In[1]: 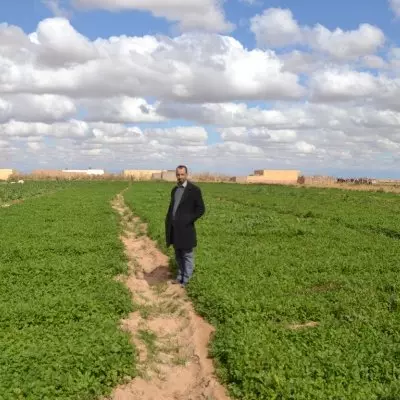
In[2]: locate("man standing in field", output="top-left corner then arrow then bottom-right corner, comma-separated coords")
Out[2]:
165,165 -> 205,288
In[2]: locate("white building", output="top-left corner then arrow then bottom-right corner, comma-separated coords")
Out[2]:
62,169 -> 105,175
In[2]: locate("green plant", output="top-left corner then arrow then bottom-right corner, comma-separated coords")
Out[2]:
124,181 -> 400,399
0,181 -> 136,399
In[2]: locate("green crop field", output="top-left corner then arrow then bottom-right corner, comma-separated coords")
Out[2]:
124,182 -> 400,400
2,180 -> 400,399
0,182 -> 136,400
0,180 -> 70,205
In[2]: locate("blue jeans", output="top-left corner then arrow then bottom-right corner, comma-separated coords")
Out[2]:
174,248 -> 194,285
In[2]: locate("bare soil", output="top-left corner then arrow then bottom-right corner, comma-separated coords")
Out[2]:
300,182 -> 400,193
287,321 -> 319,330
0,199 -> 24,208
105,192 -> 231,400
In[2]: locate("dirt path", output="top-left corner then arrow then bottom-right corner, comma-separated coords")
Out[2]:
106,192 -> 231,400
0,199 -> 24,208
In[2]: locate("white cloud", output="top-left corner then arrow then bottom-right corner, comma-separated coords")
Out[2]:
209,141 -> 264,160
279,51 -> 325,74
158,101 -> 400,156
0,120 -> 91,138
71,0 -> 233,33
82,97 -> 164,123
2,13 -> 400,176
32,17 -> 98,67
218,127 -> 298,145
294,141 -> 317,154
251,8 -> 385,60
1,120 -> 213,170
160,101 -> 326,131
390,0 -> 400,17
217,127 -> 319,156
0,120 -> 208,148
308,23 -> 385,60
251,8 -> 302,47
0,23 -> 35,60
280,51 -> 388,75
376,137 -> 400,150
158,102 -> 314,128
310,69 -> 380,101
309,68 -> 400,106
3,112 -> 400,174
27,142 -> 43,152
89,122 -> 146,144
0,19 -> 303,102
0,94 -> 76,123
145,126 -> 207,146
42,0 -> 72,18
362,55 -> 387,69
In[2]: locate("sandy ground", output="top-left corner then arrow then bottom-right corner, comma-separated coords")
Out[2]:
104,192 -> 231,400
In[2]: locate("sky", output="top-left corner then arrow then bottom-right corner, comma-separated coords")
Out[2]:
1,0 -> 400,177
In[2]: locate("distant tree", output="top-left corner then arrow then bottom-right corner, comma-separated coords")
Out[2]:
297,175 -> 305,184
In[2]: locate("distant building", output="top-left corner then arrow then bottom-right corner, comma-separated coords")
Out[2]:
160,170 -> 177,182
151,172 -> 163,180
154,170 -> 193,182
62,169 -> 104,175
304,175 -> 336,185
246,169 -> 300,184
123,168 -> 192,182
123,169 -> 164,180
0,169 -> 15,181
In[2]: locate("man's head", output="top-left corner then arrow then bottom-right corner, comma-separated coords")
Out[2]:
176,165 -> 188,185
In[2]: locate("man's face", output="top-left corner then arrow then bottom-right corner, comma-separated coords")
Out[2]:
176,168 -> 187,184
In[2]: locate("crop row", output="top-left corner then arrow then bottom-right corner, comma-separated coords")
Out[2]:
124,182 -> 400,399
0,182 -> 136,399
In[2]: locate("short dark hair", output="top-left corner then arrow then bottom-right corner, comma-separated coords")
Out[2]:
176,165 -> 188,173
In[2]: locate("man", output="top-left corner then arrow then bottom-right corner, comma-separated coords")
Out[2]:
165,165 -> 205,288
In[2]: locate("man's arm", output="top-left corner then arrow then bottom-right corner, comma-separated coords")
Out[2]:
165,188 -> 174,220
192,187 -> 205,222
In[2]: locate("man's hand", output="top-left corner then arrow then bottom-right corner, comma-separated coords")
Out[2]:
192,188 -> 205,222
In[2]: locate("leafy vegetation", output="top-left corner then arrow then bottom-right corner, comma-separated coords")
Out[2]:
125,182 -> 400,399
0,180 -> 70,205
0,182 -> 136,399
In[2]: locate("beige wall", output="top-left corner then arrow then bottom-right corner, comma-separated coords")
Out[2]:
252,170 -> 300,181
124,169 -> 193,182
123,170 -> 163,180
159,170 -> 193,182
0,169 -> 14,180
234,176 -> 248,183
247,175 -> 298,185
304,175 -> 335,184
162,171 -> 178,182
151,172 -> 163,180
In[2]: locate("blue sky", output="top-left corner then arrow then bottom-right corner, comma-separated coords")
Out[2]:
3,0 -> 399,47
2,0 -> 400,177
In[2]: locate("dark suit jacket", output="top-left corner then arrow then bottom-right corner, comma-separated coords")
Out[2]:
165,181 -> 205,249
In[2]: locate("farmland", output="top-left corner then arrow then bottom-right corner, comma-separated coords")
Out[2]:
0,182 -> 136,399
0,180 -> 70,205
124,182 -> 400,399
2,179 -> 400,399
